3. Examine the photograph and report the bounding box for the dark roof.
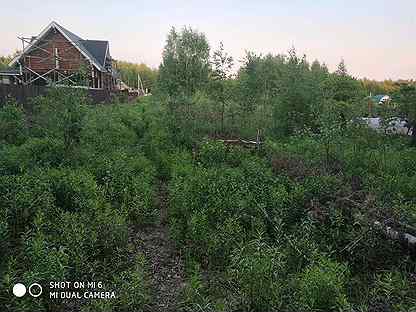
[57,23,108,70]
[80,40,108,67]
[58,23,83,42]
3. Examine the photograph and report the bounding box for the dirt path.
[129,181,185,312]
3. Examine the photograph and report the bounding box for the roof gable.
[9,21,109,72]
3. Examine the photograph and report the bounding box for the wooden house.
[4,21,118,90]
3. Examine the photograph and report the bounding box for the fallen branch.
[218,139,263,148]
[374,221,416,250]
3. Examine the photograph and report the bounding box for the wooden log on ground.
[374,221,416,252]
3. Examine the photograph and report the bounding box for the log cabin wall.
[23,29,86,73]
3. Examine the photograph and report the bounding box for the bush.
[83,254,150,312]
[32,88,88,149]
[370,270,416,311]
[0,138,66,174]
[169,152,306,267]
[0,174,55,240]
[47,168,100,213]
[181,262,212,311]
[56,211,98,278]
[81,105,139,154]
[0,213,68,312]
[297,256,350,311]
[54,198,128,273]
[228,237,286,311]
[198,140,249,168]
[94,204,128,259]
[0,102,27,145]
[92,153,156,225]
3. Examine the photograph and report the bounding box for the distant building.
[0,21,120,90]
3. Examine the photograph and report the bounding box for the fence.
[0,84,132,107]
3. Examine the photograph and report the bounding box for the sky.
[1,0,414,80]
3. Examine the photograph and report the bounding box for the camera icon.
[13,283,42,298]
[28,283,43,297]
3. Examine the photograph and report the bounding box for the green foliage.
[116,60,158,91]
[83,254,151,312]
[158,26,210,97]
[0,137,66,175]
[370,270,416,311]
[0,174,55,240]
[198,140,229,166]
[57,211,98,278]
[92,153,156,225]
[210,42,234,133]
[47,168,100,213]
[32,87,89,149]
[181,262,212,311]
[94,204,129,258]
[323,60,365,102]
[297,256,350,312]
[81,104,143,154]
[394,84,416,145]
[114,253,150,310]
[169,142,303,268]
[0,212,68,312]
[229,237,286,311]
[0,101,27,145]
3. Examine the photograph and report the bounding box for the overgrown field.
[0,87,415,312]
[1,27,416,312]
[0,89,156,311]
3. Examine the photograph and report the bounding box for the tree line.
[154,26,416,145]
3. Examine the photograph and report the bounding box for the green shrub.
[297,256,350,312]
[47,168,100,213]
[0,138,66,174]
[32,88,88,149]
[0,102,27,145]
[302,174,345,202]
[369,173,416,202]
[169,167,250,263]
[229,237,286,311]
[198,140,249,168]
[92,153,156,225]
[370,270,416,311]
[20,137,67,169]
[0,213,68,312]
[0,174,55,240]
[56,211,99,278]
[169,154,306,267]
[181,262,212,311]
[94,204,128,259]
[198,141,228,166]
[22,226,69,283]
[53,194,127,269]
[81,105,139,154]
[84,253,150,312]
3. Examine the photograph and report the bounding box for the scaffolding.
[14,35,86,86]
